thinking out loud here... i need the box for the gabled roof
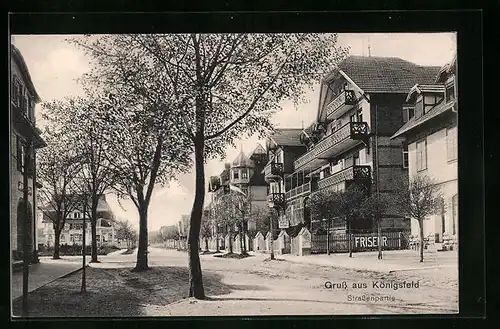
[269,128,309,147]
[11,44,41,103]
[391,99,456,139]
[406,84,446,102]
[232,151,252,167]
[436,53,457,83]
[333,56,442,94]
[249,143,266,158]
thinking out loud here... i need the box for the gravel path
[12,247,458,317]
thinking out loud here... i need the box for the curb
[12,265,89,302]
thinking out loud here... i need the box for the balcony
[294,122,369,171]
[285,180,318,201]
[325,90,357,120]
[267,193,285,208]
[318,165,371,190]
[264,162,284,182]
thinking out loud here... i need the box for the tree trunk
[188,138,206,299]
[377,218,382,260]
[228,230,233,253]
[270,209,275,260]
[133,207,149,271]
[216,229,220,253]
[90,207,99,263]
[53,226,61,259]
[419,219,424,262]
[239,225,244,254]
[242,222,247,254]
[205,237,209,252]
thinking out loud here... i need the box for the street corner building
[39,194,119,248]
[261,55,448,254]
[10,44,47,267]
[206,144,270,252]
[391,54,458,251]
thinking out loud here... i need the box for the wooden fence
[311,231,410,254]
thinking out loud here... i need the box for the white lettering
[382,236,388,246]
[360,237,366,247]
[373,237,378,247]
[355,236,360,247]
[366,237,373,247]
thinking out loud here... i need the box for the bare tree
[360,193,391,260]
[36,126,82,259]
[70,33,349,299]
[394,174,443,262]
[42,97,117,263]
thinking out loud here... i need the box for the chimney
[224,163,231,170]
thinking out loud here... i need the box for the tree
[42,97,118,263]
[310,186,366,257]
[200,211,213,252]
[212,193,239,254]
[159,225,181,241]
[115,219,136,249]
[37,126,83,259]
[70,33,349,299]
[360,193,391,260]
[394,174,443,262]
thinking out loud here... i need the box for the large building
[40,194,117,247]
[208,144,269,233]
[263,55,443,235]
[391,54,458,244]
[10,44,47,263]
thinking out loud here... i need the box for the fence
[311,230,410,254]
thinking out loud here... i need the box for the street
[12,247,458,316]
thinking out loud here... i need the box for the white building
[40,194,118,247]
[391,54,458,244]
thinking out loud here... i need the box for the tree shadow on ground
[11,265,268,317]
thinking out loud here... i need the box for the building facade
[208,144,269,234]
[40,194,117,247]
[10,44,47,262]
[264,56,443,236]
[391,54,458,244]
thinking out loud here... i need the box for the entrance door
[16,199,33,260]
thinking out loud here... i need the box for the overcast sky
[12,33,456,232]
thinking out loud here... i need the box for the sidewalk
[11,256,88,300]
[279,249,458,274]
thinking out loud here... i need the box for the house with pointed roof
[208,144,269,240]
[40,194,118,247]
[263,55,443,240]
[391,54,458,245]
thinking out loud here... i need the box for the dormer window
[233,171,239,180]
[402,106,415,123]
[241,169,248,179]
[445,80,455,102]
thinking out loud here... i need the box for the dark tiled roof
[270,128,308,147]
[232,151,252,167]
[337,56,442,93]
[391,99,456,139]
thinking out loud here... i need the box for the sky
[12,33,456,232]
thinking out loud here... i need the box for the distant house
[41,194,118,247]
[178,214,190,238]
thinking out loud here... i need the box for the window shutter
[16,137,23,171]
[402,108,409,123]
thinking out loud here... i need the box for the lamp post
[22,139,33,315]
[267,199,276,260]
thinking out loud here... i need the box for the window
[446,81,455,102]
[357,110,363,123]
[233,170,239,180]
[353,152,360,165]
[336,120,342,130]
[350,113,356,123]
[446,127,457,161]
[241,169,248,179]
[402,107,415,123]
[11,77,22,106]
[16,136,25,172]
[416,139,427,171]
[402,149,409,168]
[23,92,29,116]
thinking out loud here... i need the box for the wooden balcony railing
[264,162,284,181]
[317,165,371,190]
[267,193,285,207]
[285,180,318,200]
[326,90,357,119]
[294,122,369,170]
